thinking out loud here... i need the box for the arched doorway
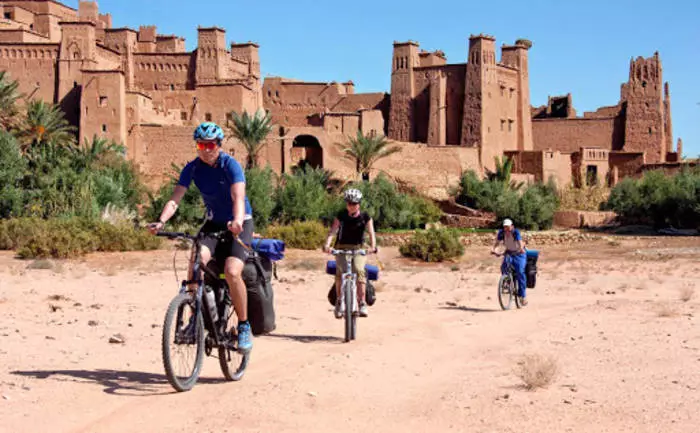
[292,134,323,169]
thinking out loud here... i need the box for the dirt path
[1,237,699,432]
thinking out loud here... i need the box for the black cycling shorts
[199,219,254,263]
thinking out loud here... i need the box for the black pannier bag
[525,249,539,289]
[242,252,276,336]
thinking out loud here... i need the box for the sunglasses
[196,141,219,151]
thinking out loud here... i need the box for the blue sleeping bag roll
[325,260,379,281]
[251,238,286,261]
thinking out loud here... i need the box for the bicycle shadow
[263,333,344,344]
[10,368,222,396]
[439,304,500,313]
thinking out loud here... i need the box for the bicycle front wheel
[497,274,515,311]
[343,282,356,342]
[162,293,205,392]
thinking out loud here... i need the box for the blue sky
[76,0,698,157]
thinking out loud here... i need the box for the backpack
[525,249,539,289]
[242,252,276,335]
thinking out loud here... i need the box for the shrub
[399,228,464,262]
[349,174,441,230]
[453,170,558,230]
[0,218,161,259]
[245,166,276,230]
[0,131,26,218]
[274,166,337,224]
[263,220,327,250]
[604,168,700,229]
[514,353,559,390]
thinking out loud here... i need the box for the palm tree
[340,131,401,181]
[0,71,22,130]
[74,135,127,170]
[226,108,273,169]
[16,99,76,152]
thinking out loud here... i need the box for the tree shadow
[11,368,222,396]
[263,333,344,344]
[439,305,500,313]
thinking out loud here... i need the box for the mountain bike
[156,230,249,392]
[491,251,522,310]
[329,248,367,343]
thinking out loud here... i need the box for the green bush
[399,228,465,262]
[349,174,441,230]
[274,166,337,224]
[0,218,161,259]
[245,166,276,230]
[263,220,327,250]
[453,170,558,230]
[0,131,26,218]
[604,168,700,229]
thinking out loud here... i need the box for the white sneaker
[359,302,368,317]
[334,299,344,319]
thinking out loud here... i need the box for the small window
[648,127,652,135]
[267,90,272,97]
[4,12,12,20]
[73,81,78,88]
[170,84,175,91]
[586,165,598,186]
[181,111,188,121]
[205,112,212,121]
[500,119,505,131]
[99,96,108,107]
[508,119,513,132]
[641,81,647,88]
[154,84,158,90]
[275,90,279,97]
[101,124,107,132]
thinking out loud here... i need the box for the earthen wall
[0,43,58,102]
[532,117,622,153]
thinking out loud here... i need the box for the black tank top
[335,209,370,246]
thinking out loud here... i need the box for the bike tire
[218,309,250,381]
[162,293,205,392]
[498,274,514,310]
[344,282,353,342]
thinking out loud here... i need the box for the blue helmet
[193,122,224,143]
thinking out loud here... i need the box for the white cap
[503,218,513,227]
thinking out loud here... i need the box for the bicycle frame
[159,230,231,346]
[331,248,366,314]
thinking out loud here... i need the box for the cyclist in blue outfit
[148,121,254,353]
[491,218,528,306]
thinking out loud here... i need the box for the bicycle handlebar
[155,230,250,250]
[330,248,368,256]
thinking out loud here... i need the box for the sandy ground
[0,235,699,433]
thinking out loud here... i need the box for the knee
[224,258,244,279]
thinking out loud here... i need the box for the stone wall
[553,211,617,228]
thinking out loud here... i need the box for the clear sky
[73,0,698,157]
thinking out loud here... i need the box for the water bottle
[204,285,218,323]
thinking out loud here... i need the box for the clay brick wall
[33,14,61,42]
[155,36,184,53]
[3,1,77,21]
[583,105,621,118]
[80,70,125,145]
[0,28,49,42]
[230,43,259,78]
[263,79,352,126]
[103,29,137,54]
[0,44,58,102]
[532,117,622,153]
[360,110,384,136]
[5,6,35,25]
[133,52,192,91]
[95,44,121,69]
[543,151,573,186]
[609,152,645,179]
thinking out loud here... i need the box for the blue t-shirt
[177,153,253,223]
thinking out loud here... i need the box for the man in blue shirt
[149,121,254,352]
[491,218,528,305]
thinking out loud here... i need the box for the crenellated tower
[196,27,226,85]
[620,52,670,163]
[388,41,419,142]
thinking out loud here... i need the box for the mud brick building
[0,0,685,196]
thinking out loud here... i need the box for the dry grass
[656,302,679,318]
[27,259,52,270]
[679,286,695,303]
[514,353,559,390]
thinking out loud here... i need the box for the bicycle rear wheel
[162,293,204,392]
[498,274,515,310]
[218,305,250,381]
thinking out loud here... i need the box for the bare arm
[367,218,377,252]
[231,182,246,225]
[158,185,187,224]
[324,218,340,251]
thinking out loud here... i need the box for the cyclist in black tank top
[323,188,377,318]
